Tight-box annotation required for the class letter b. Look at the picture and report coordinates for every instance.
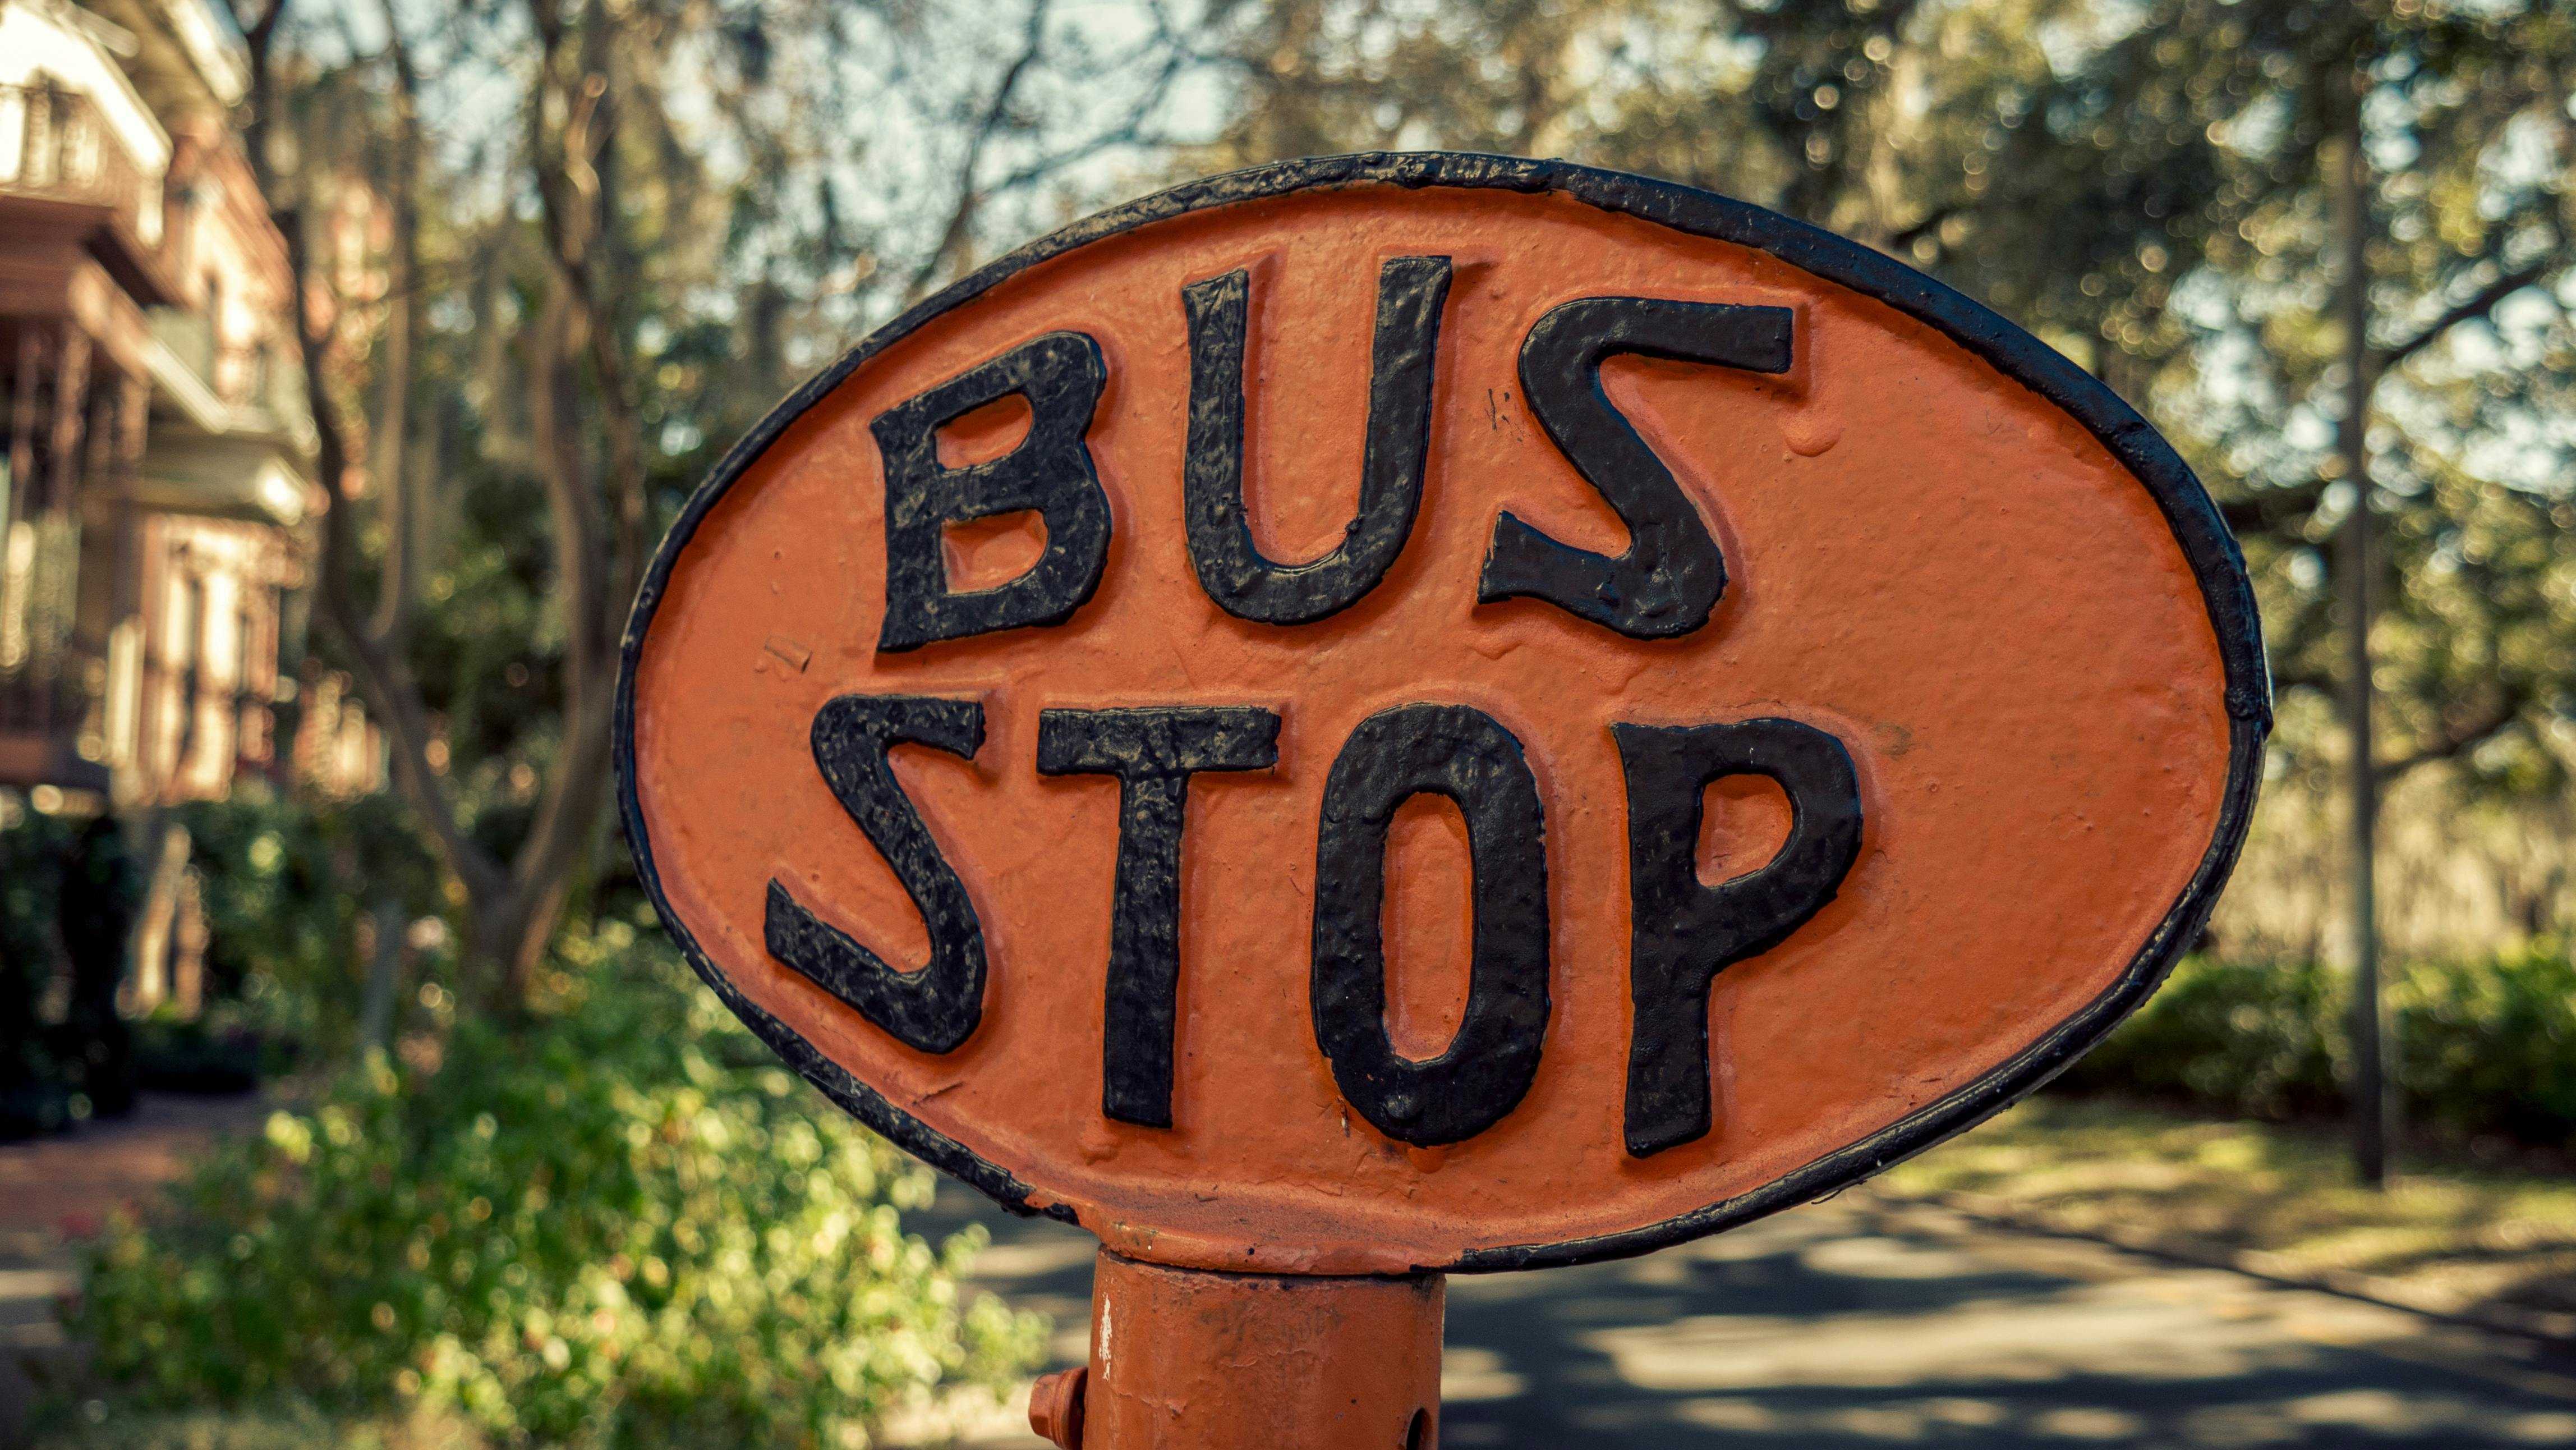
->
[872,332,1111,651]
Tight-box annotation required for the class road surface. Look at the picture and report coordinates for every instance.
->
[916,1187,2576,1448]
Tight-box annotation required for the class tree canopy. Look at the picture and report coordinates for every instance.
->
[239,0,2576,994]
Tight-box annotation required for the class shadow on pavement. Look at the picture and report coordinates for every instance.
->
[921,1185,2576,1448]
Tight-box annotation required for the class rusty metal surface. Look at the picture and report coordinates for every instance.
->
[616,154,2267,1275]
[1080,1250,1443,1449]
[1027,1366,1085,1449]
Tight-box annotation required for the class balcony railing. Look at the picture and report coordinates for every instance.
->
[148,309,315,443]
[0,82,163,248]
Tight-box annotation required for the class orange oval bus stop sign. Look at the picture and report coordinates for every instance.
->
[616,154,2267,1277]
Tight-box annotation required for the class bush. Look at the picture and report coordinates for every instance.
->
[2062,943,2576,1149]
[2058,957,2345,1120]
[2397,944,2576,1146]
[71,926,1045,1447]
[0,787,438,1134]
[172,788,444,1064]
[0,804,77,1136]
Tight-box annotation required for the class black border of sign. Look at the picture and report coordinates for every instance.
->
[612,151,2273,1274]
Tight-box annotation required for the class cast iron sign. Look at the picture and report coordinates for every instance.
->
[615,154,2267,1275]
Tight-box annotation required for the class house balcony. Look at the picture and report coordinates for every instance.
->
[146,308,315,462]
[0,82,169,303]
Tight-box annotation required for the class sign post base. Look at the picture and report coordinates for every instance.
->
[1029,1248,1445,1449]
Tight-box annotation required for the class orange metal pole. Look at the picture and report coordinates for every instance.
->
[1029,1249,1444,1449]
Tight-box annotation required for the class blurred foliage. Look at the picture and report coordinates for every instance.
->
[130,1017,275,1096]
[256,0,1216,984]
[27,1401,485,1450]
[69,928,1042,1447]
[0,784,446,1126]
[2393,943,2576,1146]
[2063,956,2348,1120]
[0,805,77,1135]
[169,787,444,1060]
[2064,946,2576,1148]
[265,0,2576,963]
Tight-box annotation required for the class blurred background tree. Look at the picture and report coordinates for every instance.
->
[237,0,2576,1041]
[222,0,1211,1006]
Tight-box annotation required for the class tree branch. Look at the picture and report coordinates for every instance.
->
[291,181,507,908]
[2373,245,2565,379]
[2376,689,2527,783]
[903,0,1052,305]
[235,0,505,907]
[491,0,641,993]
[225,0,287,194]
[983,42,1189,197]
[2217,478,2329,537]
[367,0,424,646]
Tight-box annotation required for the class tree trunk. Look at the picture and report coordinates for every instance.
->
[234,0,633,1016]
[2335,113,2389,1189]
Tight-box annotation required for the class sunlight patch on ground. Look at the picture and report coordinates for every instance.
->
[1878,1096,2576,1329]
[1799,1235,1994,1280]
[1607,1392,2576,1446]
[1579,1277,2419,1392]
[1442,1345,1528,1402]
[2176,1392,2576,1446]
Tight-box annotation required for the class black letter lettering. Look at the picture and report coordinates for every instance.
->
[872,333,1110,651]
[1480,299,1792,638]
[1037,706,1281,1127]
[1182,256,1454,623]
[1312,704,1549,1146]
[1614,718,1862,1157]
[766,695,989,1054]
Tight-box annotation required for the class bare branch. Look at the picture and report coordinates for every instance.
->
[227,0,507,908]
[903,0,1054,305]
[2217,478,2330,538]
[367,0,424,646]
[487,0,647,992]
[280,151,505,907]
[226,0,288,194]
[2373,243,2566,378]
[984,45,1191,196]
[2377,689,2528,783]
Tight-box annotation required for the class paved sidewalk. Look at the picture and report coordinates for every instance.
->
[921,1185,2576,1448]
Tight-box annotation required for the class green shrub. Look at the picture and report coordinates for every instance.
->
[172,788,444,1063]
[2059,957,2345,1120]
[2062,943,2576,1149]
[0,786,447,1126]
[2396,943,2576,1146]
[71,926,1044,1447]
[0,804,75,1135]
